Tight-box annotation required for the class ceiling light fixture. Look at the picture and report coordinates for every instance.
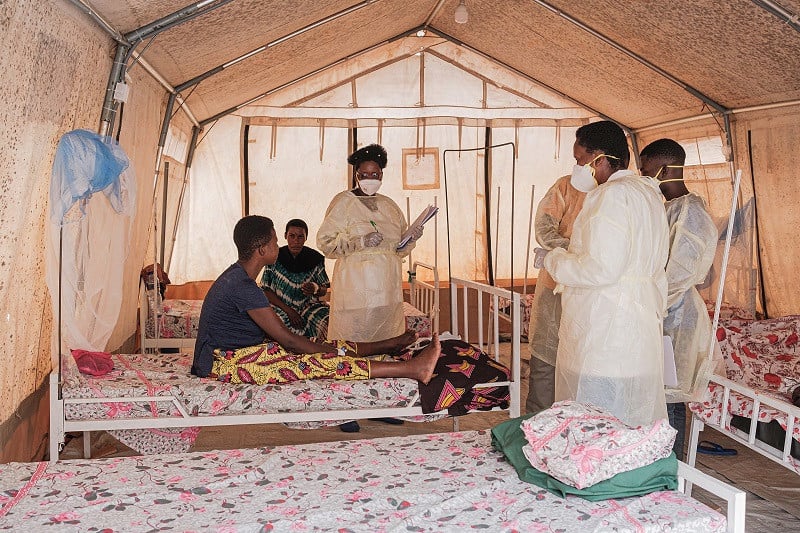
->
[454,0,468,24]
[416,28,427,37]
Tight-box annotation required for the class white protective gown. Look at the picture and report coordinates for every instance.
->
[529,175,586,366]
[317,190,413,342]
[544,170,670,426]
[663,193,718,403]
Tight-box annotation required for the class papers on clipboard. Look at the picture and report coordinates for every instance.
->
[397,205,438,250]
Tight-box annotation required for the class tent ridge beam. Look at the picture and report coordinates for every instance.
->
[175,0,381,93]
[124,0,235,45]
[530,0,728,115]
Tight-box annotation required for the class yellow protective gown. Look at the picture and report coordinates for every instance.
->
[544,170,670,426]
[317,190,413,342]
[663,193,718,403]
[529,175,586,366]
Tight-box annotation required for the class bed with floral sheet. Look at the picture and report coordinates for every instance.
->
[2,430,735,532]
[689,314,800,473]
[53,350,431,456]
[55,278,521,461]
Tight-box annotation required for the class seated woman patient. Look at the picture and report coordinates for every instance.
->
[261,218,330,339]
[191,215,440,385]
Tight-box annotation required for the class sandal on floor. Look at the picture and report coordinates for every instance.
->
[697,440,738,456]
[339,421,361,433]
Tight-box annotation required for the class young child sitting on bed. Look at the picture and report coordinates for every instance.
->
[191,215,440,385]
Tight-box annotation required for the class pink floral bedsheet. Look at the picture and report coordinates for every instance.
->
[403,301,432,337]
[496,293,534,338]
[61,351,421,455]
[0,431,725,532]
[690,315,800,456]
[145,299,202,339]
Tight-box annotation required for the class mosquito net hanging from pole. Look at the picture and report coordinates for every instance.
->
[45,129,136,365]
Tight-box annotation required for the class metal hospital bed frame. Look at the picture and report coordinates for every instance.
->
[50,277,521,461]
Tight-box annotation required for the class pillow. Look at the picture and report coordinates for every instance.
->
[491,413,678,500]
[520,401,676,489]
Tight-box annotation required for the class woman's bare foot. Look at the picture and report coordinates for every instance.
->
[408,333,441,384]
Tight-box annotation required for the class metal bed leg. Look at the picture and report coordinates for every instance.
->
[452,416,459,432]
[685,415,704,496]
[49,373,64,463]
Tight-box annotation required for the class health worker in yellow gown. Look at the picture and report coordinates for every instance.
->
[317,144,422,342]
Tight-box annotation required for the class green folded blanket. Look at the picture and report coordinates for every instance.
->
[491,414,678,501]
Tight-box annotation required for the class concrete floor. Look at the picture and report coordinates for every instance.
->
[59,342,800,531]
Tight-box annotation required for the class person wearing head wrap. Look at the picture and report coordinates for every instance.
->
[317,144,421,342]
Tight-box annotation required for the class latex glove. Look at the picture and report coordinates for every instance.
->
[533,247,549,269]
[336,235,367,255]
[363,231,384,247]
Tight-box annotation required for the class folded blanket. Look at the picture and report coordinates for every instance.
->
[520,401,676,488]
[491,414,677,501]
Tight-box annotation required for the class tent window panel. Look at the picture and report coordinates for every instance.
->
[356,59,420,108]
[680,136,727,166]
[424,54,484,108]
[402,148,440,190]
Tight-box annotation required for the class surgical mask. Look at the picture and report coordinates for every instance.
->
[358,178,382,196]
[570,153,619,193]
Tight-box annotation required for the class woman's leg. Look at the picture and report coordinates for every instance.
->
[213,334,440,385]
[370,334,440,384]
[329,329,418,356]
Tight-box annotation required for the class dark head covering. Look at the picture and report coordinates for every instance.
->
[347,144,387,169]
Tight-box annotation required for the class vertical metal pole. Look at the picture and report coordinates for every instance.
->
[167,126,200,272]
[99,44,129,136]
[160,161,169,266]
[523,184,535,294]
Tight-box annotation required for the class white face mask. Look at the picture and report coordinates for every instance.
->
[358,178,382,196]
[570,164,597,193]
[569,153,620,193]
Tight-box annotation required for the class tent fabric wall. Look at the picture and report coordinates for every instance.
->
[0,0,112,460]
[734,109,800,318]
[0,0,178,463]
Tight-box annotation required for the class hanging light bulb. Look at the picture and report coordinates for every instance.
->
[455,0,468,24]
